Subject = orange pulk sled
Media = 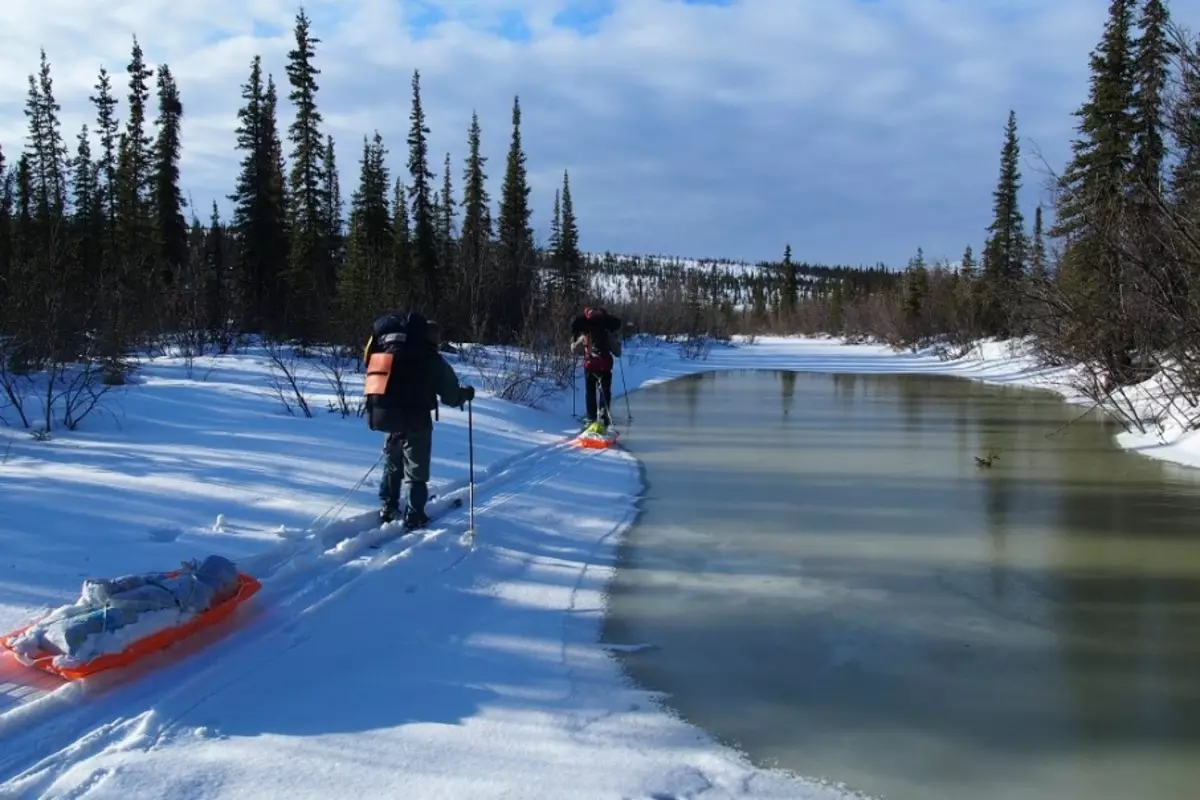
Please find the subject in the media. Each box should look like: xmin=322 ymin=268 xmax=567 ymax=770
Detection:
xmin=1 ymin=557 xmax=261 ymax=681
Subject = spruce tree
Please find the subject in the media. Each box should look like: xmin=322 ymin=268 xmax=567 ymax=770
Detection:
xmin=437 ymin=150 xmax=459 ymax=330
xmin=321 ymin=133 xmax=344 ymax=279
xmin=981 ymin=109 xmax=1027 ymax=336
xmin=497 ymin=95 xmax=534 ymax=342
xmin=22 ymin=52 xmax=73 ymax=360
xmin=72 ymin=124 xmax=102 ymax=301
xmin=407 ymin=70 xmax=438 ymax=314
xmin=89 ymin=68 xmax=119 ymax=253
xmin=391 ymin=179 xmax=413 ymax=306
xmin=1170 ymin=33 xmax=1200 ymax=213
xmin=229 ymin=56 xmax=288 ymax=335
xmin=549 ymin=188 xmax=562 ymax=256
xmin=557 ymin=170 xmax=583 ymax=307
xmin=152 ymin=63 xmax=187 ymax=294
xmin=339 ymin=133 xmax=393 ymax=338
xmin=460 ymin=111 xmax=492 ymax=338
xmin=781 ymin=244 xmax=798 ymax=319
xmin=203 ymin=202 xmax=230 ymax=340
xmin=1131 ymin=0 xmax=1180 ymax=322
xmin=1030 ymin=205 xmax=1047 ymax=281
xmin=26 ymin=51 xmax=69 ymax=222
xmin=284 ymin=7 xmax=327 ymax=342
xmin=1131 ymin=0 xmax=1172 ymax=197
xmin=1050 ymin=0 xmax=1137 ymax=379
xmin=115 ymin=37 xmax=154 ymax=262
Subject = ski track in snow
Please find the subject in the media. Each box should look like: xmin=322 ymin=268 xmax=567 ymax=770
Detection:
xmin=2 ymin=335 xmax=1192 ymax=799
xmin=0 ymin=436 xmax=591 ymax=789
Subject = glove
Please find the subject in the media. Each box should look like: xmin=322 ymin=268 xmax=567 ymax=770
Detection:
xmin=460 ymin=385 xmax=475 ymax=405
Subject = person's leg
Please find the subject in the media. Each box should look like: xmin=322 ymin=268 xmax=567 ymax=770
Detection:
xmin=401 ymin=428 xmax=434 ymax=529
xmin=584 ymin=369 xmax=599 ymax=421
xmin=378 ymin=433 xmax=404 ymax=523
xmin=600 ymin=370 xmax=613 ymax=424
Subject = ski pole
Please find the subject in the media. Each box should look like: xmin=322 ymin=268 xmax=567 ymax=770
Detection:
xmin=467 ymin=398 xmax=476 ymax=537
xmin=618 ymin=358 xmax=632 ymax=423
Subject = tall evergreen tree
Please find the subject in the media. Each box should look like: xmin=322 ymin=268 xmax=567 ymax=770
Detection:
xmin=496 ymin=95 xmax=534 ymax=341
xmin=1170 ymin=33 xmax=1200 ymax=213
xmin=1050 ymin=0 xmax=1137 ymax=379
xmin=115 ymin=37 xmax=154 ymax=261
xmin=25 ymin=50 xmax=69 ymax=222
xmin=321 ymin=133 xmax=344 ymax=280
xmin=89 ymin=68 xmax=120 ymax=252
xmin=548 ymin=188 xmax=561 ymax=256
xmin=460 ymin=111 xmax=492 ymax=338
xmin=340 ymin=132 xmax=392 ymax=336
xmin=1130 ymin=0 xmax=1180 ymax=324
xmin=391 ymin=178 xmax=413 ymax=306
xmin=1131 ymin=0 xmax=1173 ymax=197
xmin=203 ymin=202 xmax=230 ymax=339
xmin=72 ymin=124 xmax=102 ymax=299
xmin=1030 ymin=204 xmax=1047 ymax=281
xmin=152 ymin=63 xmax=187 ymax=293
xmin=781 ymin=243 xmax=798 ymax=318
xmin=407 ymin=70 xmax=438 ymax=313
xmin=229 ymin=56 xmax=288 ymax=336
xmin=556 ymin=170 xmax=583 ymax=307
xmin=981 ymin=109 xmax=1027 ymax=335
xmin=284 ymin=7 xmax=327 ymax=342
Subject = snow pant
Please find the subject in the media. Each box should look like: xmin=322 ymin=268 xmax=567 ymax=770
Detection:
xmin=585 ymin=369 xmax=613 ymax=423
xmin=378 ymin=429 xmax=433 ymax=520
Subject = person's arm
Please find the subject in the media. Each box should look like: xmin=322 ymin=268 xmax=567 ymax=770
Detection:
xmin=431 ymin=355 xmax=475 ymax=408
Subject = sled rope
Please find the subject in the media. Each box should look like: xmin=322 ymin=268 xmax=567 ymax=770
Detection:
xmin=305 ymin=452 xmax=386 ymax=534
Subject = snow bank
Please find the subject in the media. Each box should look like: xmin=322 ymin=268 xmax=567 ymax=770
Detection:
xmin=0 ymin=333 xmax=1192 ymax=799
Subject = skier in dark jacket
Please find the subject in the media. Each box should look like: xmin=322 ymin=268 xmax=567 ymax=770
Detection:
xmin=570 ymin=307 xmax=622 ymax=428
xmin=363 ymin=312 xmax=475 ymax=530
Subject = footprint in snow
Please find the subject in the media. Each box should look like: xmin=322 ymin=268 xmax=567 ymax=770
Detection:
xmin=147 ymin=526 xmax=182 ymax=543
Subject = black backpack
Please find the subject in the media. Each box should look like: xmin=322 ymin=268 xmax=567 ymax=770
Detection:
xmin=364 ymin=311 xmax=435 ymax=431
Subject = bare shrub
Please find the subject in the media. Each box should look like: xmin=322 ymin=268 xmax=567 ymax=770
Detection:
xmin=471 ymin=292 xmax=574 ymax=408
xmin=314 ymin=343 xmax=360 ymax=418
xmin=50 ymin=358 xmax=116 ymax=431
xmin=678 ymin=334 xmax=713 ymax=361
xmin=264 ymin=338 xmax=314 ymax=418
xmin=0 ymin=336 xmax=33 ymax=429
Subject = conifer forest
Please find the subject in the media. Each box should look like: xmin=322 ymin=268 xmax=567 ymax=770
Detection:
xmin=1 ymin=1 xmax=1198 ymax=431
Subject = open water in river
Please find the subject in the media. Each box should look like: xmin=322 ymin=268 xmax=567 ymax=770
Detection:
xmin=603 ymin=369 xmax=1200 ymax=800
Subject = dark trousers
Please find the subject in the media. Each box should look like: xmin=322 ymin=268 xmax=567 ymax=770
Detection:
xmin=378 ymin=429 xmax=433 ymax=519
xmin=585 ymin=369 xmax=613 ymax=422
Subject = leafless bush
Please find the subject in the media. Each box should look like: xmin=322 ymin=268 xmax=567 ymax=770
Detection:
xmin=678 ymin=334 xmax=713 ymax=361
xmin=161 ymin=328 xmax=208 ymax=379
xmin=0 ymin=336 xmax=33 ymax=429
xmin=50 ymin=358 xmax=116 ymax=431
xmin=314 ymin=344 xmax=360 ymax=418
xmin=471 ymin=294 xmax=574 ymax=408
xmin=264 ymin=339 xmax=314 ymax=418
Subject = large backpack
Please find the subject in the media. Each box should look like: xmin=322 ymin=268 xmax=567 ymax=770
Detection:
xmin=364 ymin=311 xmax=435 ymax=432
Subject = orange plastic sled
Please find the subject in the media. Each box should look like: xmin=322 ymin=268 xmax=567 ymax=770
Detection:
xmin=0 ymin=572 xmax=262 ymax=681
xmin=574 ymin=429 xmax=621 ymax=450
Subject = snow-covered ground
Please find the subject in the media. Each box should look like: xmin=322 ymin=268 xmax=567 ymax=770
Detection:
xmin=0 ymin=334 xmax=1195 ymax=799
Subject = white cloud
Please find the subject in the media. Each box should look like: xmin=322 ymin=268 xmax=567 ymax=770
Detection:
xmin=1 ymin=0 xmax=1194 ymax=265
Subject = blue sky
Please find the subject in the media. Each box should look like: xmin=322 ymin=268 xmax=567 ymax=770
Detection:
xmin=1 ymin=0 xmax=1196 ymax=268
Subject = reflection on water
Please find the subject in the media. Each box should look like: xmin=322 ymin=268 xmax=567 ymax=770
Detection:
xmin=603 ymin=370 xmax=1200 ymax=800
